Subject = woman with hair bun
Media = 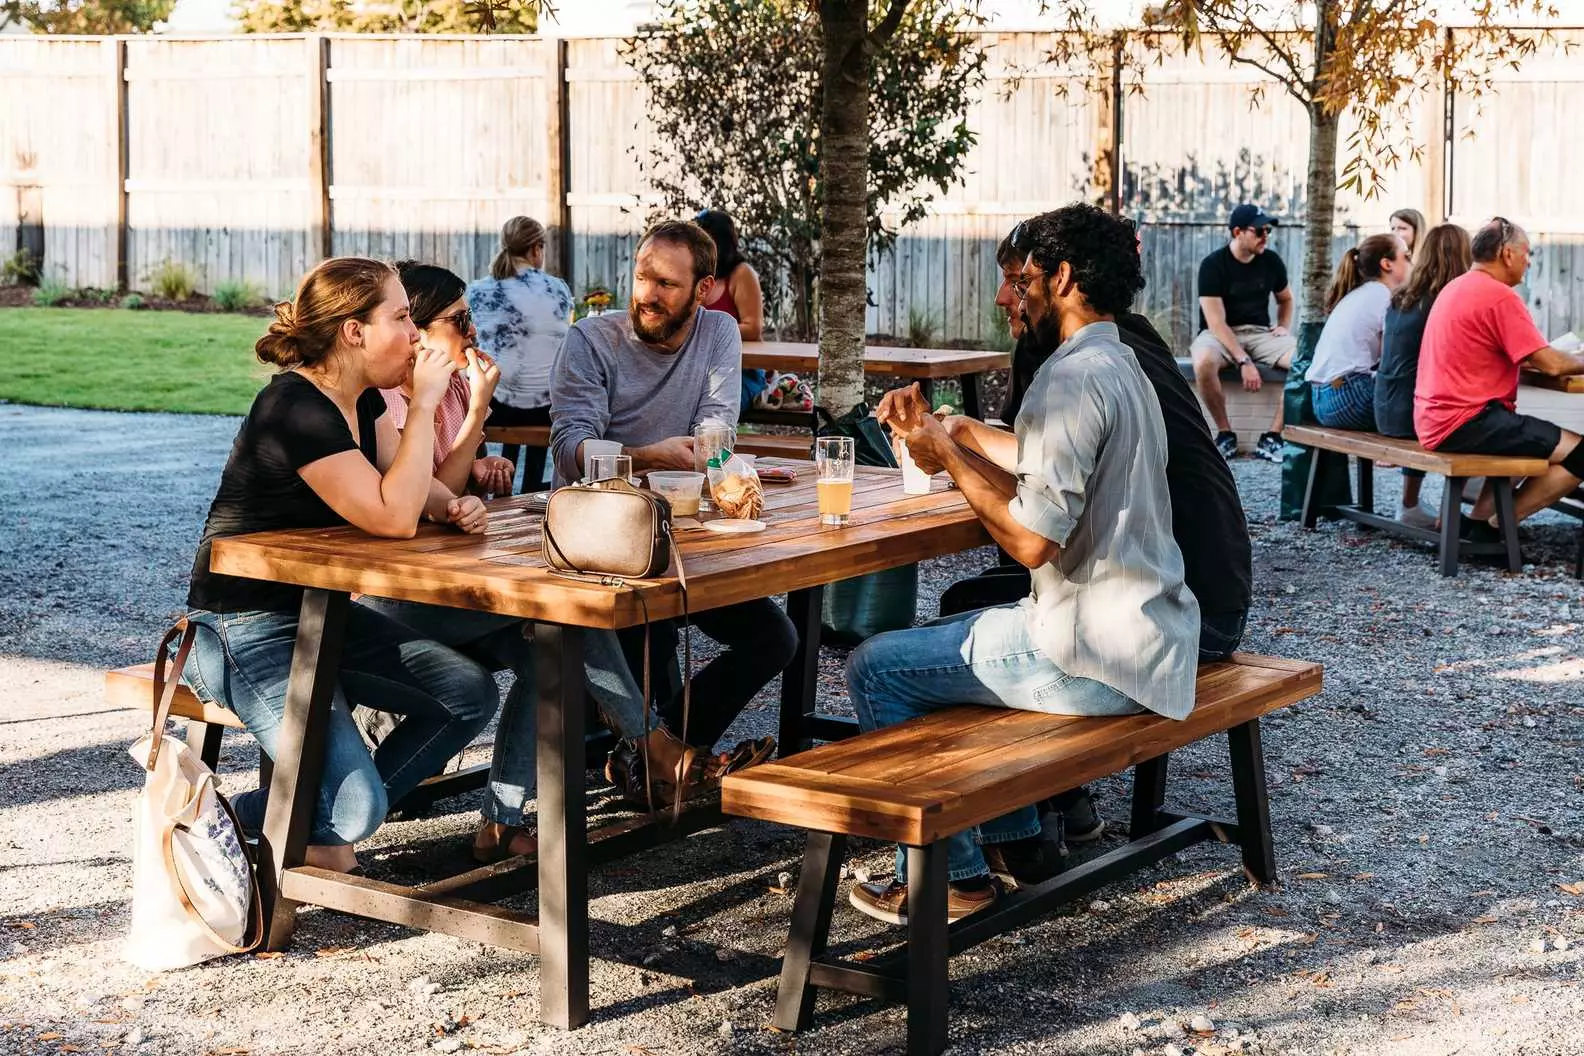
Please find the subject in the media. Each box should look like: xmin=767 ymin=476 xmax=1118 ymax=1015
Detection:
xmin=180 ymin=256 xmax=500 ymax=873
xmin=1304 ymin=233 xmax=1411 ymax=430
xmin=466 ymin=216 xmax=573 ymax=488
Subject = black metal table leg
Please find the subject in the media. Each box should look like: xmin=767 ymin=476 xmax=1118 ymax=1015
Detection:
xmin=536 ymin=623 xmax=589 ymax=1030
xmin=778 ymin=587 xmax=824 ymax=757
xmin=1494 ymin=477 xmax=1523 ymax=572
xmin=773 ymin=831 xmax=846 ymax=1032
xmin=260 ymin=588 xmax=350 ymax=951
xmin=918 ymin=379 xmax=936 ymax=411
xmin=1130 ymin=754 xmax=1169 ymax=838
xmin=905 ymin=842 xmax=949 ymax=1056
xmin=958 ymin=373 xmax=983 ymax=420
xmin=1228 ymin=720 xmax=1277 ymax=886
xmin=1439 ymin=475 xmax=1467 ymax=577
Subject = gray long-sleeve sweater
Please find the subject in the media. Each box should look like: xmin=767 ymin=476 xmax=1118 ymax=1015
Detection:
xmin=548 ymin=307 xmax=741 ymax=485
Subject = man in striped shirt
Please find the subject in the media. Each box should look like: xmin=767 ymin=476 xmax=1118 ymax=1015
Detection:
xmin=846 ymin=203 xmax=1201 ymax=926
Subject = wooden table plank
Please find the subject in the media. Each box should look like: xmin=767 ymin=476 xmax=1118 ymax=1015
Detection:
xmin=211 ymin=461 xmax=990 ymax=629
xmin=1521 ymin=371 xmax=1584 ymax=395
xmin=1283 ymin=425 xmax=1550 ymax=477
xmin=741 ymin=341 xmax=1009 ymax=380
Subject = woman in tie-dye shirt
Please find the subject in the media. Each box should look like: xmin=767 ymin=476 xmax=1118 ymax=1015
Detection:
xmin=465 ymin=216 xmax=573 ymax=489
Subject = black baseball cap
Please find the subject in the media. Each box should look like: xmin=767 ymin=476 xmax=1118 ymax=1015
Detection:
xmin=1229 ymin=204 xmax=1278 ymax=231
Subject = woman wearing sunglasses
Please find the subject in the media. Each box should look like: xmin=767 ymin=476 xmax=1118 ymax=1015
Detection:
xmin=380 ymin=261 xmax=516 ymax=498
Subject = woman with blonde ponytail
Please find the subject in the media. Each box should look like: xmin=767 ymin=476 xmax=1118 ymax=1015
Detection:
xmin=178 ymin=256 xmax=500 ymax=874
xmin=1305 ymin=234 xmax=1411 ymax=431
xmin=466 ymin=216 xmax=573 ymax=488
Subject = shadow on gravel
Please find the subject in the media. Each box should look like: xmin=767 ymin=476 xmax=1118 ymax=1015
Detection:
xmin=0 ymin=737 xmax=143 ymax=809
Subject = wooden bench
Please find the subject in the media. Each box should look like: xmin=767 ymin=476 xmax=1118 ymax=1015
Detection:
xmin=483 ymin=425 xmax=812 ymax=462
xmin=1283 ymin=424 xmax=1546 ymax=577
xmin=722 ymin=654 xmax=1322 ymax=1056
xmin=106 ymin=663 xmax=490 ymax=817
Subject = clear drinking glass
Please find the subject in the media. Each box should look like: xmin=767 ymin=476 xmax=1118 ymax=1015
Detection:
xmin=589 ymin=453 xmax=632 ymax=482
xmin=815 ymin=435 xmax=855 ymax=526
xmin=693 ymin=420 xmax=735 ymax=511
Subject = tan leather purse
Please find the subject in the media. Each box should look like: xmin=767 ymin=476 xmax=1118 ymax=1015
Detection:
xmin=541 ymin=477 xmax=674 ymax=581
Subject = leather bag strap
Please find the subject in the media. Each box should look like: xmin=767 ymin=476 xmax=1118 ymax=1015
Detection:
xmin=160 ymin=779 xmax=264 ymax=955
xmin=147 ymin=619 xmax=197 ymax=772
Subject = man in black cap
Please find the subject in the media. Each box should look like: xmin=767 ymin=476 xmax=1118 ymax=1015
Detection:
xmin=1190 ymin=203 xmax=1295 ymax=463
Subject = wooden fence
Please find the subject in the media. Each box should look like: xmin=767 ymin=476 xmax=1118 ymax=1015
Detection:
xmin=3 ymin=29 xmax=1582 ymax=350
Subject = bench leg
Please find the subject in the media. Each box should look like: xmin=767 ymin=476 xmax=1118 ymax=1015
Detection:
xmin=1130 ymin=754 xmax=1169 ymax=837
xmin=1493 ymin=476 xmax=1522 ymax=573
xmin=1228 ymin=720 xmax=1277 ymax=887
xmin=1438 ymin=476 xmax=1466 ymax=577
xmin=773 ymin=832 xmax=846 ymax=1032
xmin=1577 ymin=523 xmax=1583 ymax=580
xmin=1299 ymin=446 xmax=1323 ymax=529
xmin=186 ymin=720 xmax=224 ymax=772
xmin=905 ymin=842 xmax=949 ymax=1056
xmin=1356 ymin=457 xmax=1374 ymax=515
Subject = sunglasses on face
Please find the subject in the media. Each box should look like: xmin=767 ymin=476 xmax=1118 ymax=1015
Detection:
xmin=1251 ymin=226 xmax=1271 ymax=238
xmin=430 ymin=308 xmax=472 ymax=333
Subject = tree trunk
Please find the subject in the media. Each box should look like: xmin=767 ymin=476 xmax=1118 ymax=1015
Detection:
xmin=1300 ymin=105 xmax=1339 ymax=328
xmin=815 ymin=0 xmax=871 ymax=414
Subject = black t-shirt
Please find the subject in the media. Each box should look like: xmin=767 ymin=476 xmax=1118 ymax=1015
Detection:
xmin=1375 ymin=300 xmax=1431 ymax=439
xmin=188 ymin=372 xmax=385 ymax=613
xmin=1002 ymin=315 xmax=1253 ymax=616
xmin=1196 ymin=246 xmax=1289 ymax=330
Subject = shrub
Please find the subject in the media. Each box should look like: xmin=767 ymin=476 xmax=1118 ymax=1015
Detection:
xmin=212 ymin=279 xmax=265 ymax=312
xmin=906 ymin=305 xmax=940 ymax=348
xmin=148 ymin=259 xmax=200 ymax=301
xmin=32 ymin=278 xmax=72 ymax=306
xmin=2 ymin=248 xmax=39 ymax=286
xmin=120 ymin=293 xmax=146 ymax=310
xmin=78 ymin=286 xmax=115 ymax=305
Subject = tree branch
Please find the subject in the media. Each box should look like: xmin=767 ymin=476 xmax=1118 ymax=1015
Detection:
xmin=1211 ymin=34 xmax=1315 ymax=109
xmin=871 ymin=0 xmax=910 ymax=47
xmin=1194 ymin=8 xmax=1313 ymax=107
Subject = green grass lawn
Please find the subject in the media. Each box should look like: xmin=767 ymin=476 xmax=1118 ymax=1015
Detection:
xmin=0 ymin=307 xmax=271 ymax=415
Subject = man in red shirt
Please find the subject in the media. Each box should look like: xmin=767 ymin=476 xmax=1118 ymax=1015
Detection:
xmin=1416 ymin=217 xmax=1584 ymax=526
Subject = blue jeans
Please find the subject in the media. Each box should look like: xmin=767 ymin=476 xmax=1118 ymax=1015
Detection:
xmin=846 ymin=603 xmax=1143 ymax=882
xmin=183 ymin=604 xmax=499 ymax=845
xmin=359 ymin=599 xmax=653 ymax=827
xmin=1311 ymin=373 xmax=1376 ymax=431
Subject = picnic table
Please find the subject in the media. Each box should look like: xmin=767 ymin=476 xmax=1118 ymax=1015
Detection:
xmin=208 ymin=459 xmax=990 ymax=1031
xmin=742 ymin=341 xmax=1010 ymax=420
xmin=1521 ymin=371 xmax=1584 ymax=394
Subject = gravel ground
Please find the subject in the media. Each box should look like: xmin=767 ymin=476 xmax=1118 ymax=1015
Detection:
xmin=3 ymin=402 xmax=1584 ymax=1056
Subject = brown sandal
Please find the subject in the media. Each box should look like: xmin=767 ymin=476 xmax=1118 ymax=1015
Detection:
xmin=604 ymin=735 xmax=717 ymax=814
xmin=473 ymin=820 xmax=536 ymax=864
xmin=702 ymin=735 xmax=776 ymax=780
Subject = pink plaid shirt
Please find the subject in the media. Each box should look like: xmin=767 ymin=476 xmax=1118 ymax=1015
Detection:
xmin=380 ymin=372 xmax=474 ymax=471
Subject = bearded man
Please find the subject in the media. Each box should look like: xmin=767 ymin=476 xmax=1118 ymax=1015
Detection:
xmin=549 ymin=218 xmax=796 ymax=761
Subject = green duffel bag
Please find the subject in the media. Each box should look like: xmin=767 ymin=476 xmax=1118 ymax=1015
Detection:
xmin=814 ymin=402 xmax=919 ymax=644
xmin=1279 ymin=320 xmax=1354 ymax=521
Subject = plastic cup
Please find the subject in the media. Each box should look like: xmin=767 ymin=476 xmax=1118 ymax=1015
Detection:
xmin=693 ymin=420 xmax=735 ymax=510
xmin=589 ymin=453 xmax=632 ymax=482
xmin=894 ymin=437 xmax=932 ymax=495
xmin=582 ymin=438 xmax=622 ymax=481
xmin=648 ymin=470 xmax=705 ymax=517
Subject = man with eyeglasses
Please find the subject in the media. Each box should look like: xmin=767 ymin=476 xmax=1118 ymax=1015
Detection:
xmin=1417 ymin=216 xmax=1584 ymax=532
xmin=1190 ymin=203 xmax=1297 ymax=462
xmin=846 ymin=204 xmax=1200 ymax=923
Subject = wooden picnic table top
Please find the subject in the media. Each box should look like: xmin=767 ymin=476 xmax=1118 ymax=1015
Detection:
xmin=210 ymin=459 xmax=990 ymax=631
xmin=741 ymin=341 xmax=1009 ymax=379
xmin=1521 ymin=371 xmax=1584 ymax=394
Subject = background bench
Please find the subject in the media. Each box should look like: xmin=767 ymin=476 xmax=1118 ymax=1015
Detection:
xmin=1283 ymin=424 xmax=1543 ymax=576
xmin=722 ymin=653 xmax=1323 ymax=1056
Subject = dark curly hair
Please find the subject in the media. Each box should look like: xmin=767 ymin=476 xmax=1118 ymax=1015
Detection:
xmin=1019 ymin=203 xmax=1145 ymax=316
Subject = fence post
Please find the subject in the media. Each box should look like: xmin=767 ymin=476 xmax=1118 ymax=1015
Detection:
xmin=1422 ymin=27 xmax=1452 ymax=222
xmin=307 ymin=35 xmax=332 ymax=264
xmin=547 ymin=36 xmax=572 ymax=280
xmin=1109 ymin=32 xmax=1124 ymax=216
xmin=108 ymin=36 xmax=129 ymax=291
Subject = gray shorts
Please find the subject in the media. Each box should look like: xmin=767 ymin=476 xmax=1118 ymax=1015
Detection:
xmin=1191 ymin=325 xmax=1295 ymax=368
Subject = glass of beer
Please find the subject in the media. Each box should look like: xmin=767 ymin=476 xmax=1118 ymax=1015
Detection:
xmin=815 ymin=436 xmax=855 ymax=526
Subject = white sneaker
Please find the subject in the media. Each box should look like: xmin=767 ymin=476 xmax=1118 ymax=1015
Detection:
xmin=1398 ymin=504 xmax=1438 ymax=530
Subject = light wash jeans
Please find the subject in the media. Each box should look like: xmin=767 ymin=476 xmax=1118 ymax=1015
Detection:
xmin=183 ymin=603 xmax=499 ymax=845
xmin=846 ymin=603 xmax=1144 ymax=882
xmin=359 ymin=598 xmax=653 ymax=827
